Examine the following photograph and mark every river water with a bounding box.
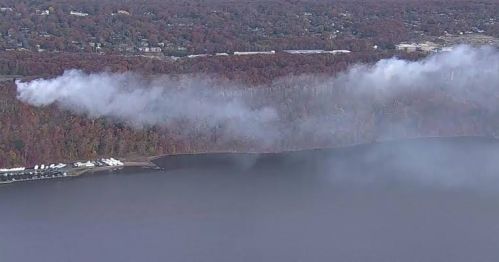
[1,137,499,262]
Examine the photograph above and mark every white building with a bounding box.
[396,42,438,53]
[36,9,50,16]
[149,47,162,53]
[137,43,162,53]
[329,50,351,54]
[0,7,13,12]
[283,50,351,55]
[112,10,130,16]
[284,50,325,54]
[187,54,210,58]
[416,41,439,52]
[396,43,418,52]
[70,11,89,17]
[117,10,130,15]
[234,50,275,55]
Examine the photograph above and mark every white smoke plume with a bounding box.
[16,72,280,144]
[15,45,499,148]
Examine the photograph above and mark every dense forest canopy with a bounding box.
[0,0,498,167]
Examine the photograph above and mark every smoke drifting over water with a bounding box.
[7,46,499,262]
[15,45,499,147]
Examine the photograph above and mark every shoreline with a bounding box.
[71,160,162,178]
[148,135,499,161]
[2,135,498,186]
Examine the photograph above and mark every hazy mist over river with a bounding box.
[1,137,499,262]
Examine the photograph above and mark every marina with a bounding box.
[0,158,128,184]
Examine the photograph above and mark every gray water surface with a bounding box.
[1,137,499,262]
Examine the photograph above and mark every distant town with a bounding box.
[1,1,497,59]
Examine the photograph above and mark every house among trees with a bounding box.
[70,11,89,17]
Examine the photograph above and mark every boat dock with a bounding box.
[0,158,130,185]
